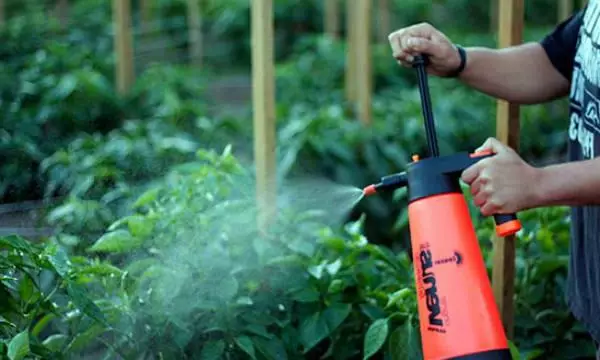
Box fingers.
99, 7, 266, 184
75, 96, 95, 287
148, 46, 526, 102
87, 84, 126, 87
469, 175, 485, 197
460, 159, 486, 185
475, 137, 509, 154
388, 22, 440, 64
480, 201, 502, 217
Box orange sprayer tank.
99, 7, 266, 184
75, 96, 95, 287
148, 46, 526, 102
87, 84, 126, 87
409, 192, 509, 360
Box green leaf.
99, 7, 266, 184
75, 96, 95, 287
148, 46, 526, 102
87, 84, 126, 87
0, 235, 32, 253
388, 320, 421, 360
322, 303, 351, 332
88, 229, 142, 253
44, 243, 71, 277
7, 331, 30, 360
509, 340, 521, 360
127, 214, 154, 238
299, 312, 329, 351
290, 288, 320, 303
299, 303, 351, 352
253, 336, 288, 360
234, 336, 257, 360
32, 313, 57, 337
132, 187, 161, 208
200, 339, 225, 360
66, 282, 107, 326
65, 323, 107, 352
42, 334, 68, 352
386, 288, 413, 309
18, 275, 37, 304
363, 318, 389, 359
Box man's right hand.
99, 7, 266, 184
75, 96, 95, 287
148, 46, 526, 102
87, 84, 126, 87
388, 22, 462, 77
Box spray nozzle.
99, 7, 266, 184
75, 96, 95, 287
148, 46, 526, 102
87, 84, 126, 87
362, 172, 408, 196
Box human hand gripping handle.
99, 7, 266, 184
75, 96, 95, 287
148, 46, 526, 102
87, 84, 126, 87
468, 148, 522, 237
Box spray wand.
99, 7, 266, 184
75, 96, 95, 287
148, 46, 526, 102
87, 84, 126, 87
362, 55, 518, 360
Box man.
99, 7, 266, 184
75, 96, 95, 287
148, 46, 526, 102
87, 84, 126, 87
388, 1, 600, 356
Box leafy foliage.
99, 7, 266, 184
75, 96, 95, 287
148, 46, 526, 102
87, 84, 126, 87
0, 1, 589, 358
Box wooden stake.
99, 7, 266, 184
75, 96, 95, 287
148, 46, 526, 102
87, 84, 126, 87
324, 0, 339, 40
113, 0, 135, 95
187, 0, 203, 67
559, 0, 574, 21
345, 0, 357, 102
377, 0, 391, 43
355, 0, 372, 125
252, 0, 276, 232
493, 0, 523, 341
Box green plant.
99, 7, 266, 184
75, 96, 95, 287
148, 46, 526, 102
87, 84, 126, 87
0, 234, 121, 359
43, 145, 421, 359
0, 8, 118, 203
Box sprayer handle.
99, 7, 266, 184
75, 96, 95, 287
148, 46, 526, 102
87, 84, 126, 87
493, 213, 521, 237
412, 54, 430, 67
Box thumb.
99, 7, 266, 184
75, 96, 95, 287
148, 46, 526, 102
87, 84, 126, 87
475, 137, 508, 154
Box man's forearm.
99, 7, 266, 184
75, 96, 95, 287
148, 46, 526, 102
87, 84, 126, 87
458, 42, 570, 105
531, 158, 600, 208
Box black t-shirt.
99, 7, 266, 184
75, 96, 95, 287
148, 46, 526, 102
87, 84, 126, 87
540, 0, 600, 342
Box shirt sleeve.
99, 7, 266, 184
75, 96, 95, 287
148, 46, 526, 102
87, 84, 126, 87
540, 9, 585, 81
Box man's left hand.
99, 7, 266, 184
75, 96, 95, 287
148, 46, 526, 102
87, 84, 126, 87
461, 137, 541, 216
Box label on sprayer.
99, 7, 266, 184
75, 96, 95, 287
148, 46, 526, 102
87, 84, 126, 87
416, 242, 463, 334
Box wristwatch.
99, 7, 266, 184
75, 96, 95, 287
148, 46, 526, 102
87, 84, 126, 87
448, 45, 467, 78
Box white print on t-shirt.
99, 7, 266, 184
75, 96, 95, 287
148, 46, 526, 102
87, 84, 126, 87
569, 0, 600, 159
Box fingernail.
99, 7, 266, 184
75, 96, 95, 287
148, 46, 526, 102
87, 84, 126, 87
406, 55, 414, 62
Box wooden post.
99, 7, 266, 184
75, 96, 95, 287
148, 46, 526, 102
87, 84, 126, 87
493, 0, 523, 340
113, 0, 135, 95
559, 0, 574, 21
251, 0, 276, 232
355, 0, 372, 125
345, 0, 357, 102
377, 0, 391, 43
324, 0, 339, 40
187, 0, 203, 67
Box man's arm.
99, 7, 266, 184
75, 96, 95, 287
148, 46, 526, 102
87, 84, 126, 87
388, 11, 583, 105
532, 159, 600, 207
458, 43, 570, 105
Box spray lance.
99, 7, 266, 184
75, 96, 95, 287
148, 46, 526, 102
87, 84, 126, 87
362, 54, 520, 360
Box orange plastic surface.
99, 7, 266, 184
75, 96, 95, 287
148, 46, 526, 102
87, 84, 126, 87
469, 149, 494, 157
362, 184, 377, 196
496, 220, 521, 237
408, 193, 508, 360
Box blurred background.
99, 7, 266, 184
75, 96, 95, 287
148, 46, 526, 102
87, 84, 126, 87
0, 0, 592, 359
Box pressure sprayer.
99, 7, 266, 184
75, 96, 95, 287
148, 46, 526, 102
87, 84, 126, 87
362, 55, 521, 360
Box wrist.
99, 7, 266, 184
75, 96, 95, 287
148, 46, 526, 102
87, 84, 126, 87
447, 45, 467, 78
529, 165, 560, 208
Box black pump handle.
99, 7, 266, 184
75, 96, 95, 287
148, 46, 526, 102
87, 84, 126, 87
412, 54, 440, 158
